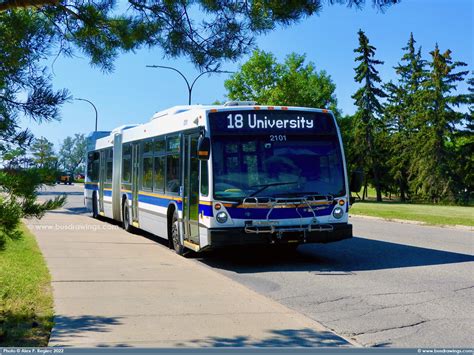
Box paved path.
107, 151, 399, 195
26, 185, 352, 347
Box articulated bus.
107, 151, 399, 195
84, 102, 354, 255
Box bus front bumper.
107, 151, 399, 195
208, 223, 352, 248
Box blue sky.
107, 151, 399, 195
22, 0, 473, 148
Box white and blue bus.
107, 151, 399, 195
84, 102, 355, 254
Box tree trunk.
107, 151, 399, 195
400, 183, 406, 202
372, 166, 383, 202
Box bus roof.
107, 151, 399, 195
89, 104, 334, 151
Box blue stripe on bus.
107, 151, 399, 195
84, 186, 182, 210
225, 205, 333, 219
138, 194, 183, 209
199, 204, 213, 217
84, 183, 98, 191
85, 185, 332, 219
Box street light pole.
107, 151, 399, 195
146, 65, 233, 105
75, 98, 98, 132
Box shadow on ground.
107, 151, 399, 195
184, 328, 350, 347
50, 315, 123, 346
48, 207, 88, 215
196, 237, 474, 273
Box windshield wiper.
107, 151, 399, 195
249, 181, 298, 197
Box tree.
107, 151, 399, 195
59, 133, 87, 174
225, 49, 338, 111
451, 74, 474, 203
384, 33, 426, 201
0, 1, 399, 70
0, 151, 64, 249
30, 136, 57, 169
409, 45, 469, 202
352, 29, 386, 202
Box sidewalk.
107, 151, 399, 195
26, 209, 353, 347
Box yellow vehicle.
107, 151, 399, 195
57, 172, 73, 185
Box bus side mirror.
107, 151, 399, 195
197, 136, 210, 160
350, 169, 364, 193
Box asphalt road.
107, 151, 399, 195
39, 184, 474, 348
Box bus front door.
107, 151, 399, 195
183, 132, 200, 245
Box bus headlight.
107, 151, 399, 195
332, 206, 344, 219
216, 211, 228, 224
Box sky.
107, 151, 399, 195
20, 0, 473, 149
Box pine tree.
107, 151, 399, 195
410, 45, 469, 202
384, 33, 426, 202
449, 74, 473, 203
30, 137, 57, 169
352, 29, 386, 202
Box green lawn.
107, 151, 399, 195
350, 202, 474, 227
0, 225, 53, 346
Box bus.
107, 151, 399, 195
84, 102, 355, 255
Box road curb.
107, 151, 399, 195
349, 214, 473, 232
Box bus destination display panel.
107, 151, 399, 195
208, 110, 337, 136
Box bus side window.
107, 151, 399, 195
122, 144, 132, 183
165, 136, 180, 194
166, 154, 180, 193
153, 138, 165, 193
106, 148, 113, 182
141, 139, 153, 190
200, 160, 208, 196
87, 151, 100, 181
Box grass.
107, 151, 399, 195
350, 201, 474, 227
0, 224, 53, 347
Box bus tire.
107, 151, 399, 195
92, 192, 99, 219
171, 212, 185, 255
122, 200, 133, 232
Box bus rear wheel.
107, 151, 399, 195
171, 213, 185, 255
122, 201, 133, 232
92, 193, 99, 219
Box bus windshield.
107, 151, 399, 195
212, 135, 345, 201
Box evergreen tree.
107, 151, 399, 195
410, 45, 469, 202
384, 33, 426, 201
352, 29, 386, 202
449, 74, 473, 203
31, 137, 57, 169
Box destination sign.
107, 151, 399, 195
208, 110, 336, 135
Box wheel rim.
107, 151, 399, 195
124, 205, 129, 228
